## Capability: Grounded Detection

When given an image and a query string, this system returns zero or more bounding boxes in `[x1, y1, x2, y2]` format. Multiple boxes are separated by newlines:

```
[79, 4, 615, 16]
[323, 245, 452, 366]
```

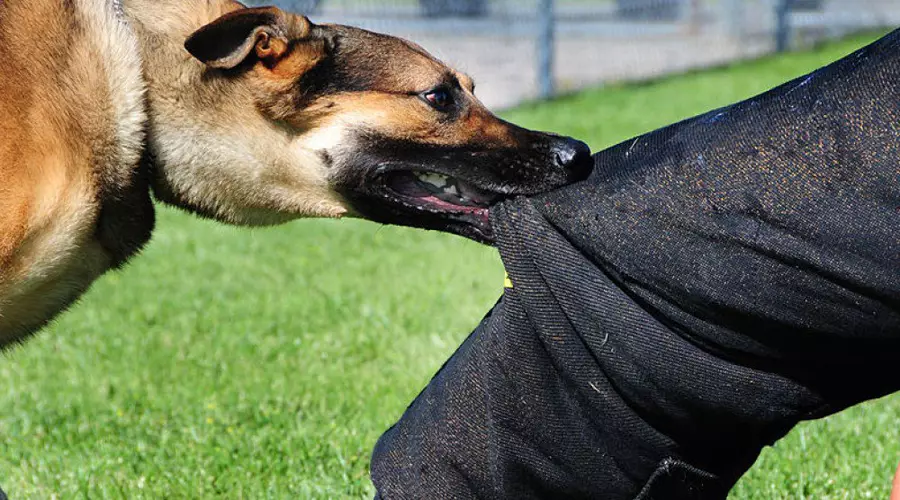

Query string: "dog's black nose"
[551, 137, 593, 182]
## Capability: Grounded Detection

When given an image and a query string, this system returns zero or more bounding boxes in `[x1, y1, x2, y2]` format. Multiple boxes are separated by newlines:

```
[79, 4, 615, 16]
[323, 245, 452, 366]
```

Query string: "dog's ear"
[185, 7, 313, 70]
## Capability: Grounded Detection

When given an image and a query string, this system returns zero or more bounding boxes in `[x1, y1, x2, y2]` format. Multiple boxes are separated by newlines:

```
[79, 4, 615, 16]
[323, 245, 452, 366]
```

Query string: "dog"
[0, 0, 592, 346]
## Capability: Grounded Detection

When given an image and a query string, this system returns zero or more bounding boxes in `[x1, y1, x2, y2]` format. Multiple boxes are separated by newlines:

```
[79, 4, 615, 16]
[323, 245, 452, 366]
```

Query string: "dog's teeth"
[443, 184, 459, 196]
[416, 172, 449, 189]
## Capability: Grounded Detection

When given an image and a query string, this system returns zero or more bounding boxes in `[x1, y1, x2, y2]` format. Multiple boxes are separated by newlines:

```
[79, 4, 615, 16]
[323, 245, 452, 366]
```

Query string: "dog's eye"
[422, 88, 453, 111]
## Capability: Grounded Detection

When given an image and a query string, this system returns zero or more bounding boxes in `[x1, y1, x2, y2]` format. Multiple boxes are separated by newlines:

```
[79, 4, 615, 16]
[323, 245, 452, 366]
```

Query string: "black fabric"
[372, 29, 900, 499]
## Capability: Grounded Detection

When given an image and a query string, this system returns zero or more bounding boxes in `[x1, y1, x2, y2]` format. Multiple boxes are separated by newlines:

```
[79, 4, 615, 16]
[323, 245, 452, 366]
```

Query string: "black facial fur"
[331, 130, 592, 244]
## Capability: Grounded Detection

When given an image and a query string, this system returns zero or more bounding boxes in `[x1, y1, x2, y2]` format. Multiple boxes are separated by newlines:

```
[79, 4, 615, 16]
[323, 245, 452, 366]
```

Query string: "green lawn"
[2, 32, 898, 499]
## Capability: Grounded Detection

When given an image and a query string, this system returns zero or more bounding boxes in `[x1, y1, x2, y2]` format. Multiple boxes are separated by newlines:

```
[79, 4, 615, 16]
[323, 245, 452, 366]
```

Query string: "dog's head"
[162, 5, 591, 243]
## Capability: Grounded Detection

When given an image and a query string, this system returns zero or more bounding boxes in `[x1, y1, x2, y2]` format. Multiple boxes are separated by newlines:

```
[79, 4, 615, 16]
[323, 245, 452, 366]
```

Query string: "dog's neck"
[119, 0, 346, 225]
[119, 0, 238, 181]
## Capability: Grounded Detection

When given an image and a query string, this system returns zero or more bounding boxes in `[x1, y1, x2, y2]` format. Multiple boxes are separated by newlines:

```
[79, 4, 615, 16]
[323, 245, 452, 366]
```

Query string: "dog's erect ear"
[185, 7, 313, 70]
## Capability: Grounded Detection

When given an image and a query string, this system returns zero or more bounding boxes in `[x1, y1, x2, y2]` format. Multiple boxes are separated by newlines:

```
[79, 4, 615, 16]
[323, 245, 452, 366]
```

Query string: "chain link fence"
[248, 0, 900, 109]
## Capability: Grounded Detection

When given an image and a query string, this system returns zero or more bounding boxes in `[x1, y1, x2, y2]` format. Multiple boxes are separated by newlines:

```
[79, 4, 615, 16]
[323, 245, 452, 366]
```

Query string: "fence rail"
[247, 0, 900, 109]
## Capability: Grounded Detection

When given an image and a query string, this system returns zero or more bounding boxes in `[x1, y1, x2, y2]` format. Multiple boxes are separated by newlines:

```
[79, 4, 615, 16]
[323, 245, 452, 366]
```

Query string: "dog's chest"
[0, 181, 113, 340]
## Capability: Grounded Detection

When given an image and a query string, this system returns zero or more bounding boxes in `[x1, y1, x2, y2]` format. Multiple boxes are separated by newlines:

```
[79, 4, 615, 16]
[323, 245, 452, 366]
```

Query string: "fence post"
[723, 0, 743, 39]
[685, 0, 702, 35]
[775, 0, 793, 52]
[537, 0, 555, 100]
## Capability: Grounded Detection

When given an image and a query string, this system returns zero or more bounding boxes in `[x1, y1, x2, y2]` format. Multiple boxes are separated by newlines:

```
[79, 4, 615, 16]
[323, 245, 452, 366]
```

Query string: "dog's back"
[0, 0, 149, 340]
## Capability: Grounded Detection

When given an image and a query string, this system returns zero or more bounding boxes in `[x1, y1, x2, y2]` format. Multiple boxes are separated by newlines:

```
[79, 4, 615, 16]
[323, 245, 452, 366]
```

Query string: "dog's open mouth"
[386, 171, 499, 215]
[385, 171, 500, 222]
[367, 170, 505, 242]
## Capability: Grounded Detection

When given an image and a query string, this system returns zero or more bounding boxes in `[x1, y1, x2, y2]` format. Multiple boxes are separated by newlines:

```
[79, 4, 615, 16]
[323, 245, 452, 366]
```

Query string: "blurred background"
[246, 0, 900, 109]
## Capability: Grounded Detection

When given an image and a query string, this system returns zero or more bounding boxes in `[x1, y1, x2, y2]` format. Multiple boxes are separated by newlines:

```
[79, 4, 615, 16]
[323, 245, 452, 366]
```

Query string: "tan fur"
[310, 92, 519, 147]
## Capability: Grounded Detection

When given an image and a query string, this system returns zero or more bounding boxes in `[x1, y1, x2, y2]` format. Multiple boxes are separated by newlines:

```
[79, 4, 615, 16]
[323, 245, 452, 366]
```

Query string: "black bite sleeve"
[372, 29, 900, 499]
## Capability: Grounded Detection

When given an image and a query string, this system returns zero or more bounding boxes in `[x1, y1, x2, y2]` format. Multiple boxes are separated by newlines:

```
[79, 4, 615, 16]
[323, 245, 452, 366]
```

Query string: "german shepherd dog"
[0, 0, 591, 346]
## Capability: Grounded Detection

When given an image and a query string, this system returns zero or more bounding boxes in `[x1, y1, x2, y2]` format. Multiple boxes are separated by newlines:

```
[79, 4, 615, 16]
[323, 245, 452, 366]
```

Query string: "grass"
[2, 32, 898, 499]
